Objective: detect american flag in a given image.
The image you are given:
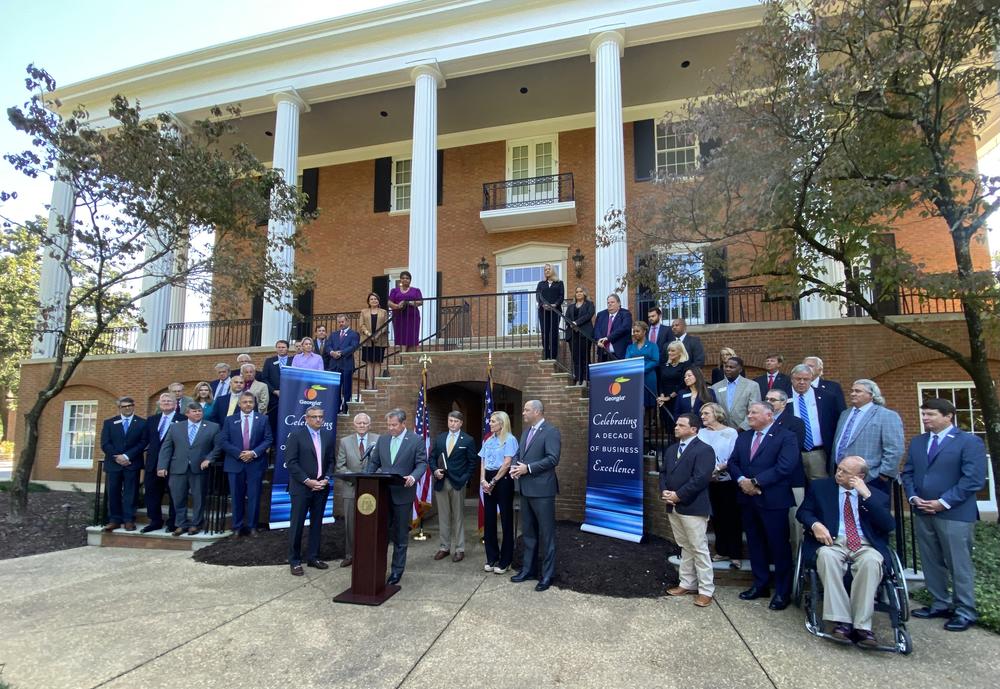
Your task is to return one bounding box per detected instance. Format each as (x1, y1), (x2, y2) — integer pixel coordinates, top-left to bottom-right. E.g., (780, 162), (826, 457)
(412, 366), (433, 523)
(478, 359), (494, 532)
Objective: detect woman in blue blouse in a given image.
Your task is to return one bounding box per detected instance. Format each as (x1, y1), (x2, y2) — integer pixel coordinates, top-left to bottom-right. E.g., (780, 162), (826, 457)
(478, 410), (518, 574)
(624, 321), (659, 409)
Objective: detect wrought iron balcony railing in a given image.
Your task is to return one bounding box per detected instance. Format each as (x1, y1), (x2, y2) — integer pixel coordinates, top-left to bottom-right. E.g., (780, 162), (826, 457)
(482, 172), (574, 211)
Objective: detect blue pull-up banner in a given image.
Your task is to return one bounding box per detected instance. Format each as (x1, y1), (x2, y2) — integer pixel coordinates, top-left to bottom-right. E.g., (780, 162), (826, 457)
(580, 356), (645, 542)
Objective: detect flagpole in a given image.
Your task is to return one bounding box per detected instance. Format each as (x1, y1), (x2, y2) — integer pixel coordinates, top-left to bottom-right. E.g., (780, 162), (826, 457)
(412, 353), (432, 541)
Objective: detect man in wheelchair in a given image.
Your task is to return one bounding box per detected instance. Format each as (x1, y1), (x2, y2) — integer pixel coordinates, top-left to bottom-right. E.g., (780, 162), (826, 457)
(796, 456), (895, 647)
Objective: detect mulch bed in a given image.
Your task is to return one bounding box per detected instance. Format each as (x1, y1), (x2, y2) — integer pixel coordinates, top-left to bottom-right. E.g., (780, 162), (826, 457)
(193, 520), (347, 566)
(0, 489), (92, 560)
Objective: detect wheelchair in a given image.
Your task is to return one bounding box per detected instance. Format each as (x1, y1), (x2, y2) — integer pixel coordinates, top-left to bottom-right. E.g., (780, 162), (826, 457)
(793, 541), (913, 655)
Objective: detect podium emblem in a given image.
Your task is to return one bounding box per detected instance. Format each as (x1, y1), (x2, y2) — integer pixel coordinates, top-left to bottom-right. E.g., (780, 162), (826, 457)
(357, 493), (377, 516)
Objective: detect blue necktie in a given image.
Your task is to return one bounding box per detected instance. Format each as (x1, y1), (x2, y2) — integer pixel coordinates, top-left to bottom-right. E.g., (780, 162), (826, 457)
(122, 417), (130, 435)
(836, 408), (861, 461)
(928, 433), (941, 463)
(188, 423), (198, 446)
(798, 394), (815, 450)
(158, 415), (168, 440)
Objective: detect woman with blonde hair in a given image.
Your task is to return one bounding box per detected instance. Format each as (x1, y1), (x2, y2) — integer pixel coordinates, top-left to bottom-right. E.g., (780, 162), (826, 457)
(193, 381), (215, 420)
(478, 410), (518, 574)
(699, 402), (742, 569)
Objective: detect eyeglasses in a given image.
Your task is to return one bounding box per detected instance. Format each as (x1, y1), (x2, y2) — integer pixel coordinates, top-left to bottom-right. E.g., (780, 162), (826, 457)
(119, 404), (134, 409)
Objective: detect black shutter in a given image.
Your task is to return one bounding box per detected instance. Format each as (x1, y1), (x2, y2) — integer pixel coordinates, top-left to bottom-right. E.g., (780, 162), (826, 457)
(634, 253), (656, 316)
(633, 119), (655, 182)
(301, 168), (319, 215)
(698, 138), (720, 169)
(371, 275), (390, 312)
(704, 247), (728, 325)
(250, 292), (264, 347)
(293, 288), (314, 340)
(437, 149), (444, 206)
(373, 157), (392, 213)
(872, 233), (899, 317)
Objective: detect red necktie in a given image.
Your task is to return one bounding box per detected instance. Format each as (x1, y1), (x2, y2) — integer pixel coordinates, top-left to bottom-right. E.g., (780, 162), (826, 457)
(768, 374), (775, 389)
(843, 493), (862, 551)
(242, 415), (250, 451)
(359, 437), (365, 457)
(750, 431), (763, 460)
(606, 313), (614, 336)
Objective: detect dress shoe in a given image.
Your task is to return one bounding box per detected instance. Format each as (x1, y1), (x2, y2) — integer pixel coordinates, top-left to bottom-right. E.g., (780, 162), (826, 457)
(452, 552), (465, 563)
(693, 594), (713, 607)
(667, 586), (697, 597)
(307, 560), (329, 570)
(340, 557), (353, 568)
(171, 527), (185, 537)
(484, 562), (496, 572)
(165, 524), (176, 532)
(510, 571), (536, 583)
(386, 574), (401, 586)
(855, 629), (879, 647)
(123, 522), (137, 531)
(433, 549), (450, 561)
(944, 615), (974, 632)
(535, 579), (552, 592)
(187, 527), (200, 536)
(493, 565), (510, 575)
(768, 595), (790, 611)
(912, 606), (952, 620)
(829, 623), (853, 641)
(140, 523), (162, 534)
(739, 586), (770, 600)
(103, 522), (121, 532)
(290, 564), (304, 576)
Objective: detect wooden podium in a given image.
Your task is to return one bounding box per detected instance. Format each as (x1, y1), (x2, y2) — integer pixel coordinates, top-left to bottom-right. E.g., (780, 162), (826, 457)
(332, 472), (401, 606)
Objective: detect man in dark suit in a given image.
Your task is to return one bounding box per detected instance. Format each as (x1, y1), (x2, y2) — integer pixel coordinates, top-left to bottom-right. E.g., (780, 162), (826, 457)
(646, 307), (671, 392)
(220, 391), (273, 538)
(593, 294), (632, 362)
(727, 401), (800, 610)
(766, 388), (808, 553)
(831, 379), (904, 488)
(257, 339), (290, 436)
(659, 413), (716, 607)
(754, 354), (793, 399)
(285, 406), (336, 575)
(368, 408), (428, 586)
(143, 392), (184, 533)
(535, 263), (564, 360)
(670, 317), (705, 367)
(902, 398), (987, 632)
(211, 363), (232, 399)
(429, 411), (477, 563)
(210, 374), (244, 427)
(325, 314), (360, 414)
(797, 456), (895, 646)
(99, 396), (147, 532)
(803, 356), (846, 416)
(157, 402), (222, 536)
(789, 364), (841, 481)
(313, 325), (329, 369)
(509, 400), (561, 591)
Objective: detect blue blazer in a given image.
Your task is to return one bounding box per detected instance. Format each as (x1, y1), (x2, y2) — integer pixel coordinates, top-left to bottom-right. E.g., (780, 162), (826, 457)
(728, 424), (799, 510)
(593, 308), (633, 358)
(901, 428), (986, 523)
(210, 393), (235, 426)
(144, 411), (184, 473)
(816, 379), (847, 416)
(789, 390), (841, 452)
(324, 328), (360, 373)
(796, 477), (895, 564)
(673, 388), (716, 417)
(100, 415), (147, 472)
(754, 372), (793, 399)
(219, 411), (274, 473)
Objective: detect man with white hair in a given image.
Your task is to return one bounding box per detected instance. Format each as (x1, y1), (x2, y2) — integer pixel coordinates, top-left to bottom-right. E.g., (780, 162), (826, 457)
(803, 356), (846, 416)
(831, 379), (904, 488)
(239, 363), (269, 414)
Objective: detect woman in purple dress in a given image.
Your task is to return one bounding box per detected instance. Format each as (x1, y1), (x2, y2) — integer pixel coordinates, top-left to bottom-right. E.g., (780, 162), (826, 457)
(388, 271), (423, 351)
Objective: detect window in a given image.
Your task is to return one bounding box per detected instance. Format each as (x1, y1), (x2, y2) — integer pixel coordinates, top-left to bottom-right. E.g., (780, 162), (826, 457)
(58, 400), (99, 468)
(656, 245), (707, 325)
(506, 136), (558, 204)
(500, 262), (563, 336)
(655, 122), (699, 178)
(917, 383), (987, 442)
(392, 158), (412, 212)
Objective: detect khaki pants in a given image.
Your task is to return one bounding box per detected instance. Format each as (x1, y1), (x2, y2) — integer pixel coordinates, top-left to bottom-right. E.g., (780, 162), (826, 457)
(800, 449), (829, 482)
(815, 536), (883, 630)
(667, 511), (715, 596)
(436, 482), (466, 553)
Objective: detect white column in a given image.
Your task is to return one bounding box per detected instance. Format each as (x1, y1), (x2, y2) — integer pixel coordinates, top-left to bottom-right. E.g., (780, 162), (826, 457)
(408, 64), (445, 341)
(261, 89), (309, 345)
(590, 31), (628, 308)
(168, 234), (188, 325)
(32, 177), (75, 358)
(136, 232), (173, 353)
(798, 257), (846, 320)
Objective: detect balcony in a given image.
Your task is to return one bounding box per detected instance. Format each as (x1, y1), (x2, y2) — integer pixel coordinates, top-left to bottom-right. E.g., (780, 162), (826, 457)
(480, 172), (576, 233)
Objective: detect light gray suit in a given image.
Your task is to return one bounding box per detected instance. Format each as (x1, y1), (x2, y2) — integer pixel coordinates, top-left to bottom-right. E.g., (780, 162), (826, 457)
(158, 420), (222, 529)
(516, 420), (561, 581)
(711, 376), (761, 430)
(335, 432), (380, 558)
(831, 404), (904, 480)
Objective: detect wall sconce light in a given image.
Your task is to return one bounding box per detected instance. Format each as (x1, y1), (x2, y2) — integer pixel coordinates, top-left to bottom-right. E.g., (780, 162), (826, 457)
(477, 256), (490, 285)
(572, 248), (585, 278)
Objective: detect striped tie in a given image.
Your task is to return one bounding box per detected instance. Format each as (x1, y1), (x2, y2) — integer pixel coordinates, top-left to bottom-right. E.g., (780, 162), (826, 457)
(798, 394), (815, 451)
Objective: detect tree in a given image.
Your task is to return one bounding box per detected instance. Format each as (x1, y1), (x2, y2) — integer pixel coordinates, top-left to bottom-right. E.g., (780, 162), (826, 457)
(627, 1), (1000, 495)
(0, 224), (40, 441)
(1, 65), (311, 517)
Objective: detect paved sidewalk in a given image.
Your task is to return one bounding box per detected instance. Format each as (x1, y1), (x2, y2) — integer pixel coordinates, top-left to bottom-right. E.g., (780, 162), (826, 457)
(1, 540), (998, 689)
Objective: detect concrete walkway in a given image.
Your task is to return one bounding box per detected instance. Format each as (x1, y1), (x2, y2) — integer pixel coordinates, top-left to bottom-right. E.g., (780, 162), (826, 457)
(1, 538), (998, 689)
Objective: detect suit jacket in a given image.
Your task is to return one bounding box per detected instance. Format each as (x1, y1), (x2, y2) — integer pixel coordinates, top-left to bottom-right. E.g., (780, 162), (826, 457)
(325, 328), (360, 373)
(728, 424), (799, 510)
(535, 279), (565, 312)
(516, 421), (561, 498)
(358, 308), (390, 347)
(564, 300), (595, 339)
(157, 420), (222, 475)
(814, 378), (847, 416)
(710, 376), (761, 430)
(796, 477), (895, 564)
(901, 428), (987, 523)
(773, 410), (807, 488)
(145, 410), (184, 473)
(674, 333), (705, 367)
(219, 411), (273, 473)
(658, 436), (715, 516)
(368, 429), (428, 505)
(239, 380), (269, 415)
(285, 425), (336, 493)
(673, 388), (716, 417)
(100, 415), (147, 473)
(832, 405), (904, 480)
(789, 388), (841, 451)
(258, 355), (290, 392)
(210, 392), (241, 426)
(754, 372), (793, 399)
(335, 432), (380, 498)
(430, 431), (477, 491)
(593, 308), (633, 359)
